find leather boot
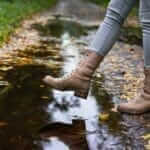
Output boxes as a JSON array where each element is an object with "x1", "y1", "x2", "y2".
[
  {"x1": 43, "y1": 50, "x2": 104, "y2": 99},
  {"x1": 118, "y1": 68, "x2": 150, "y2": 114}
]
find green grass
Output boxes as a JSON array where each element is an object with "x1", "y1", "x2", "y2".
[
  {"x1": 88, "y1": 0, "x2": 110, "y2": 7},
  {"x1": 0, "y1": 0, "x2": 57, "y2": 46},
  {"x1": 88, "y1": 0, "x2": 138, "y2": 16}
]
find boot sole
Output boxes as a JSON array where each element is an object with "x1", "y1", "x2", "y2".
[
  {"x1": 43, "y1": 78, "x2": 89, "y2": 99},
  {"x1": 118, "y1": 106, "x2": 150, "y2": 115}
]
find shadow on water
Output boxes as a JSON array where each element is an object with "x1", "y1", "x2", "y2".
[{"x1": 0, "y1": 17, "x2": 149, "y2": 150}]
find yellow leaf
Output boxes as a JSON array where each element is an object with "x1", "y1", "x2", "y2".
[
  {"x1": 142, "y1": 134, "x2": 150, "y2": 140},
  {"x1": 99, "y1": 113, "x2": 110, "y2": 121},
  {"x1": 40, "y1": 85, "x2": 45, "y2": 88},
  {"x1": 41, "y1": 96, "x2": 49, "y2": 100}
]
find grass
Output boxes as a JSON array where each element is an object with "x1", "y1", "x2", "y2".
[
  {"x1": 0, "y1": 0, "x2": 57, "y2": 46},
  {"x1": 88, "y1": 0, "x2": 139, "y2": 16},
  {"x1": 88, "y1": 0, "x2": 110, "y2": 7}
]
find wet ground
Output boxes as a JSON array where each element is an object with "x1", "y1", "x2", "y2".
[{"x1": 0, "y1": 0, "x2": 150, "y2": 150}]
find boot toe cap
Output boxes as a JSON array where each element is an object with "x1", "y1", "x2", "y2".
[{"x1": 43, "y1": 75, "x2": 54, "y2": 85}]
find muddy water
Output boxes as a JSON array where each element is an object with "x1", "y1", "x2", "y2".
[{"x1": 0, "y1": 14, "x2": 149, "y2": 150}]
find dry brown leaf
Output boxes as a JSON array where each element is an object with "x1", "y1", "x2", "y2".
[{"x1": 0, "y1": 122, "x2": 8, "y2": 127}]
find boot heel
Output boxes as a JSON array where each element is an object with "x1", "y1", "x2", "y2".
[{"x1": 74, "y1": 89, "x2": 89, "y2": 99}]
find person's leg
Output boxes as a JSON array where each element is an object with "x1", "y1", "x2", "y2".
[
  {"x1": 88, "y1": 0, "x2": 137, "y2": 56},
  {"x1": 118, "y1": 0, "x2": 150, "y2": 114},
  {"x1": 43, "y1": 0, "x2": 136, "y2": 99},
  {"x1": 140, "y1": 0, "x2": 150, "y2": 67}
]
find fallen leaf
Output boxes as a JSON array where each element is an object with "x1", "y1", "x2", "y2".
[
  {"x1": 111, "y1": 106, "x2": 118, "y2": 112},
  {"x1": 40, "y1": 85, "x2": 45, "y2": 88},
  {"x1": 142, "y1": 134, "x2": 150, "y2": 140},
  {"x1": 0, "y1": 122, "x2": 8, "y2": 127},
  {"x1": 99, "y1": 113, "x2": 110, "y2": 121},
  {"x1": 41, "y1": 96, "x2": 49, "y2": 100}
]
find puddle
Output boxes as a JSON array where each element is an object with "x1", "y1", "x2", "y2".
[
  {"x1": 0, "y1": 14, "x2": 149, "y2": 150},
  {"x1": 31, "y1": 19, "x2": 88, "y2": 38}
]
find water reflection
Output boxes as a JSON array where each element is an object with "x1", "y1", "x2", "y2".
[
  {"x1": 41, "y1": 138, "x2": 70, "y2": 150},
  {"x1": 44, "y1": 88, "x2": 124, "y2": 150},
  {"x1": 60, "y1": 32, "x2": 80, "y2": 75},
  {"x1": 40, "y1": 27, "x2": 146, "y2": 149}
]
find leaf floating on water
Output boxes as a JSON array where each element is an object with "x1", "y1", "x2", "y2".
[
  {"x1": 40, "y1": 85, "x2": 45, "y2": 88},
  {"x1": 0, "y1": 76, "x2": 3, "y2": 80},
  {"x1": 0, "y1": 122, "x2": 8, "y2": 127},
  {"x1": 0, "y1": 81, "x2": 9, "y2": 86},
  {"x1": 0, "y1": 66, "x2": 13, "y2": 71},
  {"x1": 99, "y1": 113, "x2": 110, "y2": 121},
  {"x1": 41, "y1": 96, "x2": 49, "y2": 100}
]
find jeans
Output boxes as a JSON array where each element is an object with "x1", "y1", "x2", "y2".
[{"x1": 89, "y1": 0, "x2": 150, "y2": 67}]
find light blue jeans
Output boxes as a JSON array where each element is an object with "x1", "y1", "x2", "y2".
[{"x1": 89, "y1": 0, "x2": 150, "y2": 67}]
